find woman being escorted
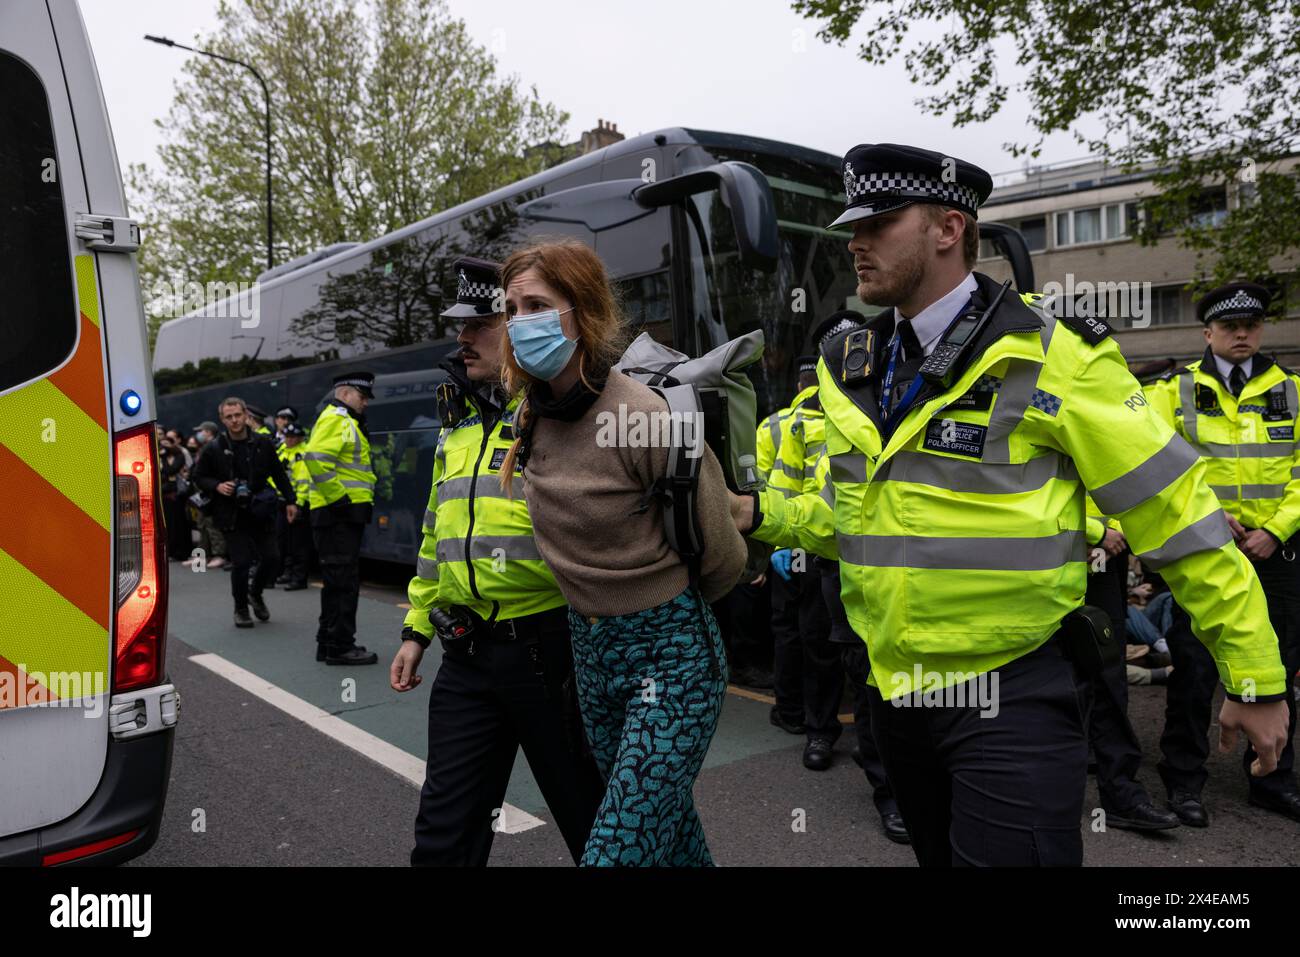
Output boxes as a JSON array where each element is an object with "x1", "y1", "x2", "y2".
[{"x1": 499, "y1": 239, "x2": 746, "y2": 866}]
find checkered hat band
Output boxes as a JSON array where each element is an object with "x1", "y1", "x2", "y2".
[
  {"x1": 336, "y1": 378, "x2": 370, "y2": 389},
  {"x1": 844, "y1": 171, "x2": 980, "y2": 211},
  {"x1": 457, "y1": 272, "x2": 497, "y2": 304},
  {"x1": 1205, "y1": 291, "x2": 1264, "y2": 318},
  {"x1": 818, "y1": 317, "x2": 859, "y2": 347}
]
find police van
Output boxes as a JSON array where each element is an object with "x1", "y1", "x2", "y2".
[{"x1": 0, "y1": 0, "x2": 176, "y2": 865}]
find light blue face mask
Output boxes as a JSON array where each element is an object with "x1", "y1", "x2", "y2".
[{"x1": 507, "y1": 307, "x2": 577, "y2": 380}]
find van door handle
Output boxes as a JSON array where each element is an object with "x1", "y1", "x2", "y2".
[{"x1": 75, "y1": 213, "x2": 141, "y2": 253}]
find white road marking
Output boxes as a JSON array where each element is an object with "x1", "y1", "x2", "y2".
[{"x1": 187, "y1": 652, "x2": 546, "y2": 834}]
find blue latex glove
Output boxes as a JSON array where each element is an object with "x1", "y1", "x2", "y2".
[{"x1": 770, "y1": 548, "x2": 793, "y2": 581}]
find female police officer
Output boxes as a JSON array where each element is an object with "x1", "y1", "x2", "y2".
[{"x1": 390, "y1": 257, "x2": 603, "y2": 866}]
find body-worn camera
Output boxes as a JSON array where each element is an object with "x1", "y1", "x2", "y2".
[
  {"x1": 234, "y1": 480, "x2": 252, "y2": 506},
  {"x1": 1058, "y1": 605, "x2": 1120, "y2": 679},
  {"x1": 428, "y1": 606, "x2": 473, "y2": 644}
]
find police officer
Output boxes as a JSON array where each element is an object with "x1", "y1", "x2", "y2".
[
  {"x1": 390, "y1": 257, "x2": 603, "y2": 866},
  {"x1": 764, "y1": 335, "x2": 847, "y2": 769},
  {"x1": 278, "y1": 422, "x2": 313, "y2": 591},
  {"x1": 1145, "y1": 282, "x2": 1300, "y2": 825},
  {"x1": 274, "y1": 405, "x2": 298, "y2": 443},
  {"x1": 732, "y1": 143, "x2": 1290, "y2": 866},
  {"x1": 1080, "y1": 497, "x2": 1181, "y2": 830},
  {"x1": 303, "y1": 370, "x2": 379, "y2": 665}
]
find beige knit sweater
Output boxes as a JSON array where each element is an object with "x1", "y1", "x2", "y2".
[{"x1": 522, "y1": 373, "x2": 747, "y2": 618}]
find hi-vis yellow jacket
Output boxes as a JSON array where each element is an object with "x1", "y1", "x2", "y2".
[
  {"x1": 756, "y1": 408, "x2": 791, "y2": 478},
  {"x1": 303, "y1": 400, "x2": 374, "y2": 507},
  {"x1": 286, "y1": 445, "x2": 312, "y2": 506},
  {"x1": 403, "y1": 391, "x2": 563, "y2": 639},
  {"x1": 1144, "y1": 350, "x2": 1300, "y2": 544},
  {"x1": 763, "y1": 385, "x2": 825, "y2": 498},
  {"x1": 753, "y1": 273, "x2": 1285, "y2": 701}
]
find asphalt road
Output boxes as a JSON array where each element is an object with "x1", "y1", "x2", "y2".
[{"x1": 131, "y1": 562, "x2": 1298, "y2": 866}]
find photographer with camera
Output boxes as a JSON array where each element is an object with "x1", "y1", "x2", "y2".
[{"x1": 192, "y1": 397, "x2": 298, "y2": 628}]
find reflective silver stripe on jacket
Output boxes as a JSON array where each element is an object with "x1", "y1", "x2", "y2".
[
  {"x1": 1208, "y1": 483, "x2": 1289, "y2": 501},
  {"x1": 774, "y1": 459, "x2": 802, "y2": 482},
  {"x1": 416, "y1": 555, "x2": 438, "y2": 580},
  {"x1": 872, "y1": 449, "x2": 1077, "y2": 495},
  {"x1": 829, "y1": 452, "x2": 869, "y2": 485},
  {"x1": 1090, "y1": 434, "x2": 1200, "y2": 515},
  {"x1": 1136, "y1": 510, "x2": 1233, "y2": 570},
  {"x1": 423, "y1": 508, "x2": 436, "y2": 531},
  {"x1": 982, "y1": 358, "x2": 1043, "y2": 465},
  {"x1": 305, "y1": 450, "x2": 373, "y2": 474},
  {"x1": 436, "y1": 535, "x2": 542, "y2": 563},
  {"x1": 835, "y1": 529, "x2": 1085, "y2": 571},
  {"x1": 819, "y1": 478, "x2": 836, "y2": 509},
  {"x1": 767, "y1": 414, "x2": 784, "y2": 449},
  {"x1": 436, "y1": 475, "x2": 525, "y2": 503},
  {"x1": 1192, "y1": 441, "x2": 1294, "y2": 459},
  {"x1": 309, "y1": 470, "x2": 339, "y2": 485},
  {"x1": 341, "y1": 478, "x2": 374, "y2": 489}
]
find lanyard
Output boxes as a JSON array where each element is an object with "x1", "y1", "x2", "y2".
[{"x1": 879, "y1": 333, "x2": 925, "y2": 432}]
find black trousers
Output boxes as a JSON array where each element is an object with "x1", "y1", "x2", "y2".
[
  {"x1": 867, "y1": 637, "x2": 1087, "y2": 867},
  {"x1": 411, "y1": 611, "x2": 604, "y2": 866},
  {"x1": 312, "y1": 519, "x2": 364, "y2": 650},
  {"x1": 1158, "y1": 545, "x2": 1300, "y2": 799},
  {"x1": 281, "y1": 508, "x2": 313, "y2": 584},
  {"x1": 224, "y1": 512, "x2": 279, "y2": 610},
  {"x1": 714, "y1": 579, "x2": 772, "y2": 672},
  {"x1": 825, "y1": 568, "x2": 897, "y2": 815},
  {"x1": 771, "y1": 567, "x2": 843, "y2": 739},
  {"x1": 1081, "y1": 553, "x2": 1149, "y2": 812}
]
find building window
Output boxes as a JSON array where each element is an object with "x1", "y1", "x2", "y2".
[
  {"x1": 1190, "y1": 187, "x2": 1228, "y2": 228},
  {"x1": 1147, "y1": 285, "x2": 1185, "y2": 326},
  {"x1": 1053, "y1": 202, "x2": 1139, "y2": 247},
  {"x1": 1019, "y1": 217, "x2": 1046, "y2": 252}
]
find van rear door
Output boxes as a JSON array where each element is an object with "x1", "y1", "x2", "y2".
[{"x1": 0, "y1": 0, "x2": 144, "y2": 838}]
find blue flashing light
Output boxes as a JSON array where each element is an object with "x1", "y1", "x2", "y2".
[{"x1": 120, "y1": 390, "x2": 143, "y2": 416}]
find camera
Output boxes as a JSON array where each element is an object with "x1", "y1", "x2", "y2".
[
  {"x1": 428, "y1": 607, "x2": 473, "y2": 643},
  {"x1": 234, "y1": 480, "x2": 252, "y2": 506}
]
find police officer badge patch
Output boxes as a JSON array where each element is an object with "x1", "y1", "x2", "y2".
[{"x1": 922, "y1": 419, "x2": 987, "y2": 458}]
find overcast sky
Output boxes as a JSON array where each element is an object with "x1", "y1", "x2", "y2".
[{"x1": 82, "y1": 0, "x2": 1094, "y2": 193}]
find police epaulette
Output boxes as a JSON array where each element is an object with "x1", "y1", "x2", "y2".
[
  {"x1": 1055, "y1": 310, "x2": 1113, "y2": 346},
  {"x1": 1157, "y1": 366, "x2": 1191, "y2": 382}
]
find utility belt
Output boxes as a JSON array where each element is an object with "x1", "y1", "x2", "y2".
[
  {"x1": 431, "y1": 604, "x2": 569, "y2": 655},
  {"x1": 1049, "y1": 605, "x2": 1121, "y2": 680}
]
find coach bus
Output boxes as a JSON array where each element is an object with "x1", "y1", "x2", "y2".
[{"x1": 152, "y1": 127, "x2": 1031, "y2": 565}]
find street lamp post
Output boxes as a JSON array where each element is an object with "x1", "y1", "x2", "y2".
[{"x1": 145, "y1": 34, "x2": 274, "y2": 271}]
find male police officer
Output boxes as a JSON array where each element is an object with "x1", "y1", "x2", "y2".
[
  {"x1": 1145, "y1": 282, "x2": 1300, "y2": 825},
  {"x1": 732, "y1": 143, "x2": 1289, "y2": 866},
  {"x1": 304, "y1": 371, "x2": 379, "y2": 665},
  {"x1": 390, "y1": 257, "x2": 603, "y2": 866}
]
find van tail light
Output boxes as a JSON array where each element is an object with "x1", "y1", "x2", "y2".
[{"x1": 113, "y1": 423, "x2": 168, "y2": 692}]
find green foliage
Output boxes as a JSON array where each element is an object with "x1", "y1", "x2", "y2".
[
  {"x1": 130, "y1": 0, "x2": 568, "y2": 346},
  {"x1": 792, "y1": 0, "x2": 1300, "y2": 296}
]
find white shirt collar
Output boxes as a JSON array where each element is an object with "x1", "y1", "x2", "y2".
[
  {"x1": 1211, "y1": 353, "x2": 1252, "y2": 383},
  {"x1": 897, "y1": 273, "x2": 980, "y2": 357}
]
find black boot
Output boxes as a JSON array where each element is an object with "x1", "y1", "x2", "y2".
[
  {"x1": 325, "y1": 645, "x2": 378, "y2": 666},
  {"x1": 249, "y1": 592, "x2": 270, "y2": 622},
  {"x1": 233, "y1": 607, "x2": 254, "y2": 629}
]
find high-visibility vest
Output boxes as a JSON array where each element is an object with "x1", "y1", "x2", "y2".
[
  {"x1": 755, "y1": 408, "x2": 790, "y2": 478},
  {"x1": 403, "y1": 394, "x2": 563, "y2": 637},
  {"x1": 753, "y1": 275, "x2": 1285, "y2": 701},
  {"x1": 765, "y1": 385, "x2": 825, "y2": 498},
  {"x1": 303, "y1": 401, "x2": 374, "y2": 507},
  {"x1": 1145, "y1": 353, "x2": 1299, "y2": 544},
  {"x1": 285, "y1": 446, "x2": 312, "y2": 505}
]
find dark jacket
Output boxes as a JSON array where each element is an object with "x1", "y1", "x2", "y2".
[{"x1": 193, "y1": 429, "x2": 295, "y2": 530}]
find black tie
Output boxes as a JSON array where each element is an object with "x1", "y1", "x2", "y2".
[
  {"x1": 1229, "y1": 364, "x2": 1246, "y2": 397},
  {"x1": 887, "y1": 318, "x2": 925, "y2": 414}
]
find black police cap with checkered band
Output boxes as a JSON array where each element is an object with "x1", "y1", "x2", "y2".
[
  {"x1": 829, "y1": 144, "x2": 994, "y2": 229},
  {"x1": 332, "y1": 370, "x2": 375, "y2": 398},
  {"x1": 1196, "y1": 282, "x2": 1272, "y2": 325},
  {"x1": 442, "y1": 256, "x2": 503, "y2": 319}
]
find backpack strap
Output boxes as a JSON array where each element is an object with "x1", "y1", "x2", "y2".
[{"x1": 629, "y1": 383, "x2": 706, "y2": 586}]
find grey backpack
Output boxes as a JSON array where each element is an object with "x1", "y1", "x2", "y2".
[{"x1": 613, "y1": 330, "x2": 768, "y2": 580}]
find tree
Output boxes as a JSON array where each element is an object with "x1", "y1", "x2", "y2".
[
  {"x1": 130, "y1": 0, "x2": 568, "y2": 343},
  {"x1": 792, "y1": 0, "x2": 1300, "y2": 298}
]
